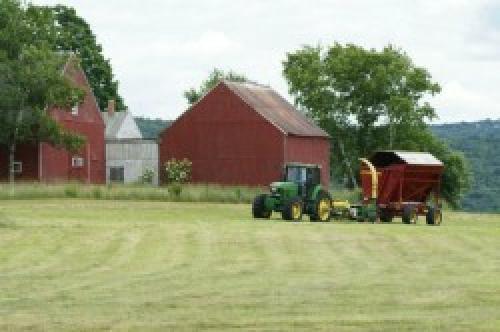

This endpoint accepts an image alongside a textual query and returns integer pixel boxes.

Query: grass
[0,200,499,331]
[0,183,263,203]
[0,182,361,206]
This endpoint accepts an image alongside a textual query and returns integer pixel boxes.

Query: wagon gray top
[370,151,443,167]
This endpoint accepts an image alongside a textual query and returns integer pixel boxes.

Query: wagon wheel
[402,205,417,224]
[379,208,394,223]
[426,207,442,226]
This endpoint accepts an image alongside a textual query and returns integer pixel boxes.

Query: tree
[283,43,470,206]
[184,68,247,105]
[0,0,85,185]
[282,45,359,186]
[25,4,126,111]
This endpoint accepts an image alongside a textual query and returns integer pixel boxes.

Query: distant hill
[432,119,500,212]
[135,117,172,139]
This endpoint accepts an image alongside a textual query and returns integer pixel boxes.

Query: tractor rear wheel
[282,197,303,221]
[402,205,417,224]
[426,207,442,226]
[252,194,271,219]
[310,190,332,222]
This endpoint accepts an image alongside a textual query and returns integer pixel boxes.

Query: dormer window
[71,104,79,116]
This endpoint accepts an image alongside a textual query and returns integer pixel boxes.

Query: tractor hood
[269,181,298,195]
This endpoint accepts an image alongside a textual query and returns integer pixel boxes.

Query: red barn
[159,81,330,187]
[0,55,105,183]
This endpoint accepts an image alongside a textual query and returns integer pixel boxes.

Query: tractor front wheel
[310,190,332,222]
[282,197,303,221]
[252,194,271,219]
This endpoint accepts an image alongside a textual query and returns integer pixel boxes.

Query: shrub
[168,183,183,199]
[138,169,155,185]
[164,158,192,184]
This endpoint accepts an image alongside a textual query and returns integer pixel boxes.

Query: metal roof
[224,81,329,138]
[370,151,443,167]
[393,151,443,165]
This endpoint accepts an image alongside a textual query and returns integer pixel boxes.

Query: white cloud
[434,81,498,122]
[148,31,240,58]
[180,31,240,56]
[31,0,500,123]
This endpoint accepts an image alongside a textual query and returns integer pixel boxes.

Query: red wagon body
[360,151,444,219]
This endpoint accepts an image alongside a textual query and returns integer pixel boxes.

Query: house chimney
[107,99,115,116]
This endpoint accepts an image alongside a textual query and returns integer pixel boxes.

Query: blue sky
[34,0,500,123]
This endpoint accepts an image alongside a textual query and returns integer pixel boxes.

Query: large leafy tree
[184,68,247,105]
[283,43,470,207]
[0,0,84,184]
[26,4,126,111]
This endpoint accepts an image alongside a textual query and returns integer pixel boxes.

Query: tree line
[432,120,500,212]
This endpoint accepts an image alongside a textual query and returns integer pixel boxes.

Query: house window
[11,161,22,174]
[72,156,84,168]
[110,167,124,183]
[71,104,79,116]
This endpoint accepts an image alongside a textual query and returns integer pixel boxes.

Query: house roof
[102,111,127,138]
[370,151,443,167]
[223,81,329,138]
[101,111,142,139]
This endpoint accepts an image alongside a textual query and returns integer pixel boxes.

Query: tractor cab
[253,163,332,222]
[282,163,321,197]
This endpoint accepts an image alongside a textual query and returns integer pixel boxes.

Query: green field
[0,200,499,331]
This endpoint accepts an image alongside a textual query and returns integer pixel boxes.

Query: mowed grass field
[0,200,499,331]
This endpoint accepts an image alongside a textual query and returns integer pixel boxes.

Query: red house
[159,81,330,187]
[0,55,105,183]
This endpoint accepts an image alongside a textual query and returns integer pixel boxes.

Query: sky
[33,0,500,123]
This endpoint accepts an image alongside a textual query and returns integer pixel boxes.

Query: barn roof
[370,151,443,167]
[224,81,329,138]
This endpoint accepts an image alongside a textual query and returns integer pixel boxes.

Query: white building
[102,101,159,185]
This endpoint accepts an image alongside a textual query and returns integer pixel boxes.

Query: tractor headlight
[270,186,278,194]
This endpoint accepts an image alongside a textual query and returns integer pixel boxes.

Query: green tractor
[252,163,332,222]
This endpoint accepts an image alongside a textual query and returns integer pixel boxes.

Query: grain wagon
[357,151,444,225]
